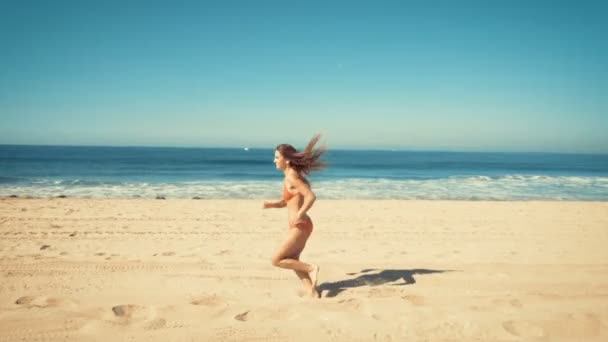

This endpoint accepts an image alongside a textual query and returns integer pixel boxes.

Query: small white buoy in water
[244,147,249,151]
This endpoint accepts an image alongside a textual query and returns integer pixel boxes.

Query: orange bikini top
[283,185,296,201]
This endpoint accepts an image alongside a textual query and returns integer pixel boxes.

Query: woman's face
[274,150,288,170]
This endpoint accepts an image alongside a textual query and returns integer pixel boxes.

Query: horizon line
[0,143,606,156]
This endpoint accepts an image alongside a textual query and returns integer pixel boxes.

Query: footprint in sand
[234,311,249,321]
[162,251,176,256]
[109,305,185,329]
[190,294,225,307]
[110,304,154,325]
[15,296,37,305]
[15,295,75,308]
[112,304,144,318]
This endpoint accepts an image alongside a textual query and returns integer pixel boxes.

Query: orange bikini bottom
[290,218,313,232]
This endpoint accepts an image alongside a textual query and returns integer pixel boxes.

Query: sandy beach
[1,197,607,341]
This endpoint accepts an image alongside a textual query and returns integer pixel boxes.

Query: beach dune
[1,198,607,341]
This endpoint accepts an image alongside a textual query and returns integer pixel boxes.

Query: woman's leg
[271,227,312,272]
[272,228,319,297]
[292,252,314,295]
[295,268,319,298]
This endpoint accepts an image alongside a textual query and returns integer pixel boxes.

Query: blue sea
[1,145,607,200]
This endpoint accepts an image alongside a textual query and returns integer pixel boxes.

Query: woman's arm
[263,199,286,209]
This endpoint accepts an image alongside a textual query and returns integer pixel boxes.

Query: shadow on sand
[318,268,450,298]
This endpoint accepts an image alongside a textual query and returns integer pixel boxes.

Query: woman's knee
[271,252,299,267]
[271,255,282,267]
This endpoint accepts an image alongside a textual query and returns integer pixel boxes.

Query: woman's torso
[283,181,311,222]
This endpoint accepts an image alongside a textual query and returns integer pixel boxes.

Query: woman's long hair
[276,134,328,175]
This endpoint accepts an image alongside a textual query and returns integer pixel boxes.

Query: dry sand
[1,197,607,341]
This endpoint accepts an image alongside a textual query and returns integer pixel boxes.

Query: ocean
[1,145,607,200]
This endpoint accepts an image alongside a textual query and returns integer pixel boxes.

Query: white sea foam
[1,175,608,200]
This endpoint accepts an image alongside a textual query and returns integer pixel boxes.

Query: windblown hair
[276,134,328,176]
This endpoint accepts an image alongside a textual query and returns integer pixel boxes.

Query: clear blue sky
[1,0,606,153]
